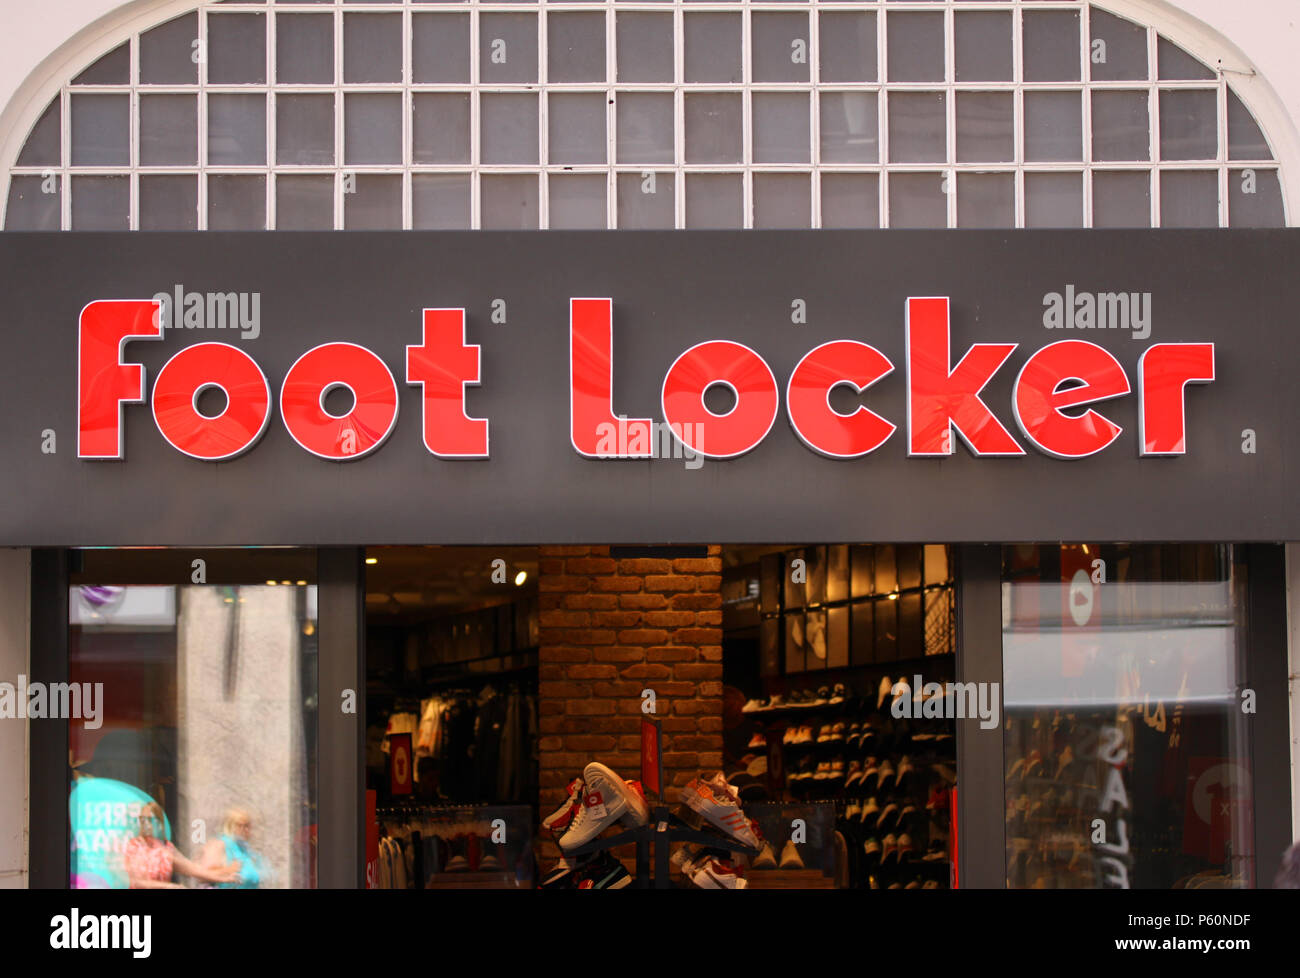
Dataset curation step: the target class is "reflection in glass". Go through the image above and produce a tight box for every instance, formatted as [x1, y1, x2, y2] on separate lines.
[1001, 545, 1252, 889]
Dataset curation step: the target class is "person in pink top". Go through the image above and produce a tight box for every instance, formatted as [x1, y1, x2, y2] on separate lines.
[123, 802, 240, 889]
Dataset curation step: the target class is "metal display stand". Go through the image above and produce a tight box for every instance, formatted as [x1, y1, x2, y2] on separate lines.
[567, 717, 758, 889]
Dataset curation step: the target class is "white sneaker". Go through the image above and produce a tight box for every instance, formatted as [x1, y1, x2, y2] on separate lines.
[683, 852, 748, 889]
[680, 773, 761, 849]
[558, 762, 650, 852]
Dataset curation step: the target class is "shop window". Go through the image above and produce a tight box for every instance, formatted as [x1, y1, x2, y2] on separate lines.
[1001, 544, 1253, 889]
[3, 2, 1285, 229]
[68, 549, 318, 889]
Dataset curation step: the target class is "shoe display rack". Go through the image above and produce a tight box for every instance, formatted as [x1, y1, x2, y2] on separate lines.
[733, 664, 957, 889]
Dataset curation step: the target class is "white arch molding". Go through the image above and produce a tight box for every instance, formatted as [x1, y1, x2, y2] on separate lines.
[0, 0, 1295, 228]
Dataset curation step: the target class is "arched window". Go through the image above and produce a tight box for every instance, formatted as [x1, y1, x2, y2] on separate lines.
[2, 0, 1288, 229]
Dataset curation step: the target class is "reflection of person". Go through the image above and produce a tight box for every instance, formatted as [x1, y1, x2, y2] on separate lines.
[123, 803, 239, 889]
[200, 808, 265, 889]
[1276, 841, 1300, 888]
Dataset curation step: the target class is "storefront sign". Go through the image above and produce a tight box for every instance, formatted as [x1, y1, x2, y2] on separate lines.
[2, 230, 1297, 544]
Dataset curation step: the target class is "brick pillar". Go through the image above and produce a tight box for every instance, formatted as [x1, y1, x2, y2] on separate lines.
[536, 545, 723, 864]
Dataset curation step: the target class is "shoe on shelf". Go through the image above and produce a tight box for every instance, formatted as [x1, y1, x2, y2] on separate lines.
[860, 797, 882, 824]
[686, 853, 748, 889]
[558, 762, 650, 852]
[679, 773, 761, 850]
[752, 841, 778, 869]
[845, 722, 862, 750]
[896, 833, 917, 861]
[844, 760, 864, 789]
[575, 851, 633, 890]
[813, 686, 831, 707]
[539, 856, 578, 889]
[829, 683, 847, 706]
[741, 698, 763, 714]
[877, 675, 894, 710]
[782, 725, 798, 746]
[875, 801, 901, 833]
[826, 758, 846, 788]
[862, 837, 882, 865]
[815, 724, 834, 744]
[778, 839, 805, 870]
[812, 761, 832, 781]
[542, 777, 585, 837]
[746, 731, 767, 750]
[880, 833, 899, 863]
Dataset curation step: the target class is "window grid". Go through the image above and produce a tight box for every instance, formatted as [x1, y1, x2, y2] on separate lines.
[5, 0, 1285, 231]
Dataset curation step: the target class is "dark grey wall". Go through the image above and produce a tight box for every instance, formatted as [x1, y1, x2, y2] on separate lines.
[0, 230, 1293, 546]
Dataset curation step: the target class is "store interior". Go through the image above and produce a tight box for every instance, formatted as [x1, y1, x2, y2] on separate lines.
[364, 543, 958, 890]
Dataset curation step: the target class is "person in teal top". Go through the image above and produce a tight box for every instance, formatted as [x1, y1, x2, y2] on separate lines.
[200, 808, 266, 889]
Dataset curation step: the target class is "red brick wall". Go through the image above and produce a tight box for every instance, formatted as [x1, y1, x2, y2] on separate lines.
[536, 545, 724, 863]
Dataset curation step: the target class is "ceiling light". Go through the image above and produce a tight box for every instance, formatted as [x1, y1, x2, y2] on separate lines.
[365, 557, 378, 565]
[514, 570, 527, 586]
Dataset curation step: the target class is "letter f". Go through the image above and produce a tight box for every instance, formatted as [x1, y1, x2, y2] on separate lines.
[78, 300, 165, 459]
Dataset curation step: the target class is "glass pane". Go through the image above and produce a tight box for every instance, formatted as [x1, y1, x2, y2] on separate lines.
[480, 93, 538, 165]
[344, 174, 402, 229]
[1089, 8, 1147, 82]
[1092, 91, 1150, 162]
[16, 97, 60, 167]
[753, 173, 810, 228]
[887, 91, 946, 164]
[5, 175, 61, 231]
[1092, 171, 1150, 228]
[752, 93, 810, 165]
[889, 172, 947, 228]
[140, 13, 199, 85]
[276, 174, 334, 230]
[1024, 91, 1083, 163]
[73, 43, 130, 86]
[752, 13, 810, 84]
[873, 597, 897, 662]
[343, 13, 402, 84]
[139, 175, 198, 231]
[413, 93, 471, 164]
[685, 173, 742, 228]
[549, 174, 607, 229]
[345, 93, 402, 165]
[1025, 172, 1082, 228]
[785, 611, 806, 673]
[549, 13, 606, 84]
[1022, 10, 1081, 82]
[1002, 545, 1251, 889]
[412, 14, 469, 84]
[208, 13, 267, 84]
[548, 93, 606, 165]
[1159, 90, 1217, 161]
[887, 12, 944, 83]
[818, 12, 876, 84]
[956, 92, 1012, 163]
[71, 176, 129, 231]
[616, 93, 674, 164]
[1229, 168, 1284, 228]
[480, 14, 538, 85]
[827, 605, 849, 670]
[1160, 170, 1218, 228]
[956, 172, 1013, 228]
[1227, 89, 1272, 161]
[71, 94, 129, 166]
[820, 173, 879, 228]
[140, 95, 198, 166]
[1157, 37, 1214, 80]
[616, 171, 674, 228]
[617, 13, 673, 83]
[923, 544, 949, 587]
[820, 92, 878, 164]
[68, 551, 318, 890]
[412, 173, 471, 229]
[954, 11, 1012, 82]
[277, 13, 334, 84]
[684, 14, 742, 84]
[208, 174, 267, 231]
[481, 174, 539, 229]
[684, 93, 742, 164]
[209, 94, 267, 166]
[850, 600, 873, 665]
[276, 94, 335, 165]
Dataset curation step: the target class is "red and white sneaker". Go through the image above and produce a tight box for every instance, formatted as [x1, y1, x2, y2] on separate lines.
[542, 777, 584, 838]
[679, 773, 761, 850]
[683, 852, 748, 890]
[558, 762, 650, 852]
